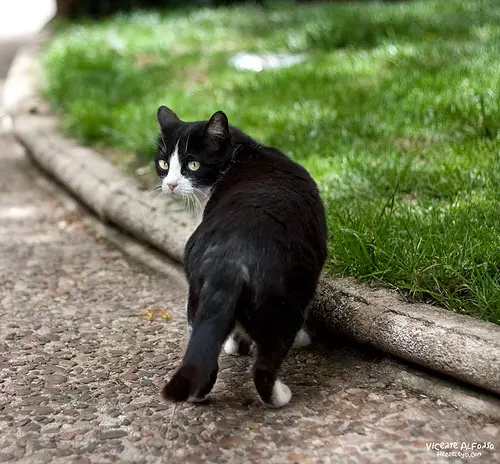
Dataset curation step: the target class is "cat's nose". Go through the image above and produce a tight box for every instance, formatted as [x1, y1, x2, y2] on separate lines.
[167, 182, 177, 192]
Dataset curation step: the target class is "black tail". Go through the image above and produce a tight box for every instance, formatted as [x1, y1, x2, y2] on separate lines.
[163, 273, 244, 402]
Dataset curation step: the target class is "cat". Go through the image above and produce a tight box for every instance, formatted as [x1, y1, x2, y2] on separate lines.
[155, 106, 327, 408]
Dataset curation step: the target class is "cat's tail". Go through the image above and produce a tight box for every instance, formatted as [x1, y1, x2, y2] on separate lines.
[162, 270, 246, 402]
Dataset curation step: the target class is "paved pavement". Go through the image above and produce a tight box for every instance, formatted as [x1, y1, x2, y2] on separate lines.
[0, 130, 499, 464]
[0, 0, 54, 80]
[0, 1, 54, 42]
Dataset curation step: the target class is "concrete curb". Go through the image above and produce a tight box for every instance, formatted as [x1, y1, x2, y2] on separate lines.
[4, 29, 500, 397]
[313, 278, 500, 396]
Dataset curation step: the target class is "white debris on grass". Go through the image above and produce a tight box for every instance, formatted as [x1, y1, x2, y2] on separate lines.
[229, 52, 306, 72]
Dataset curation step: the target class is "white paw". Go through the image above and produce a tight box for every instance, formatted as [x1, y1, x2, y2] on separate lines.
[223, 336, 240, 356]
[293, 328, 311, 349]
[266, 380, 292, 408]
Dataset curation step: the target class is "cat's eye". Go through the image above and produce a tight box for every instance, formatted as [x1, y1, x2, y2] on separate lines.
[188, 160, 200, 171]
[158, 160, 169, 170]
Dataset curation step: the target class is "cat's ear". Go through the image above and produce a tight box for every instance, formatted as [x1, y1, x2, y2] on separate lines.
[157, 106, 180, 129]
[206, 111, 229, 141]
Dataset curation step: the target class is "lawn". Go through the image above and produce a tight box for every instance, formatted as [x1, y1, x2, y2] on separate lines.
[43, 0, 500, 323]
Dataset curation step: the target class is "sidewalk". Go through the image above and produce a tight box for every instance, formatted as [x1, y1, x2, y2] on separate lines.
[0, 132, 499, 463]
[0, 1, 54, 42]
[0, 0, 54, 113]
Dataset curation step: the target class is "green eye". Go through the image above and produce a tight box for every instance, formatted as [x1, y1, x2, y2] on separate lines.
[188, 160, 200, 171]
[158, 160, 169, 170]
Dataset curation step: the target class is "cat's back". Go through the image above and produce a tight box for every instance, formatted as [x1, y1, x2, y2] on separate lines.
[197, 145, 327, 258]
[185, 143, 327, 303]
[210, 146, 321, 214]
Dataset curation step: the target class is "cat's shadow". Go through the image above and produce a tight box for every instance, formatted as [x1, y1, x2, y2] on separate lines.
[202, 331, 388, 411]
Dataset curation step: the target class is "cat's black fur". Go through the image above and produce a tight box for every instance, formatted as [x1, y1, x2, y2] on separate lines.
[156, 106, 327, 407]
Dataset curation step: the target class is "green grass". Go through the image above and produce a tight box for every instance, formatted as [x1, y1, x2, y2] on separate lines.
[43, 0, 500, 323]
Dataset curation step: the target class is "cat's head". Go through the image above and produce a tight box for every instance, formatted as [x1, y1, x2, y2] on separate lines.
[154, 106, 232, 198]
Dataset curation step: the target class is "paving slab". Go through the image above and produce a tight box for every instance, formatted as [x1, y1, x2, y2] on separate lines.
[0, 135, 499, 463]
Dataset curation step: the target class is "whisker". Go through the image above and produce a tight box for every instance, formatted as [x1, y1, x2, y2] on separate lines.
[192, 187, 208, 199]
[160, 136, 168, 152]
[151, 136, 161, 151]
[186, 194, 195, 214]
[181, 195, 188, 212]
[146, 184, 163, 197]
[149, 190, 165, 211]
[192, 192, 202, 211]
[187, 194, 196, 213]
[158, 140, 166, 156]
[180, 193, 189, 213]
[191, 195, 199, 215]
[154, 134, 169, 157]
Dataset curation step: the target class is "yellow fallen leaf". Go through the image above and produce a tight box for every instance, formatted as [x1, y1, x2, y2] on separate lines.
[140, 307, 171, 322]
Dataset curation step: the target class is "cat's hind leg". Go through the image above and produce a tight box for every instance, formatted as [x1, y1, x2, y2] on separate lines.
[252, 336, 294, 408]
[292, 303, 312, 349]
[250, 297, 306, 408]
[292, 328, 311, 349]
[223, 325, 252, 356]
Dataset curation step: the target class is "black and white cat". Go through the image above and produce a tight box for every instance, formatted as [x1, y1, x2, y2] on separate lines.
[155, 106, 327, 408]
